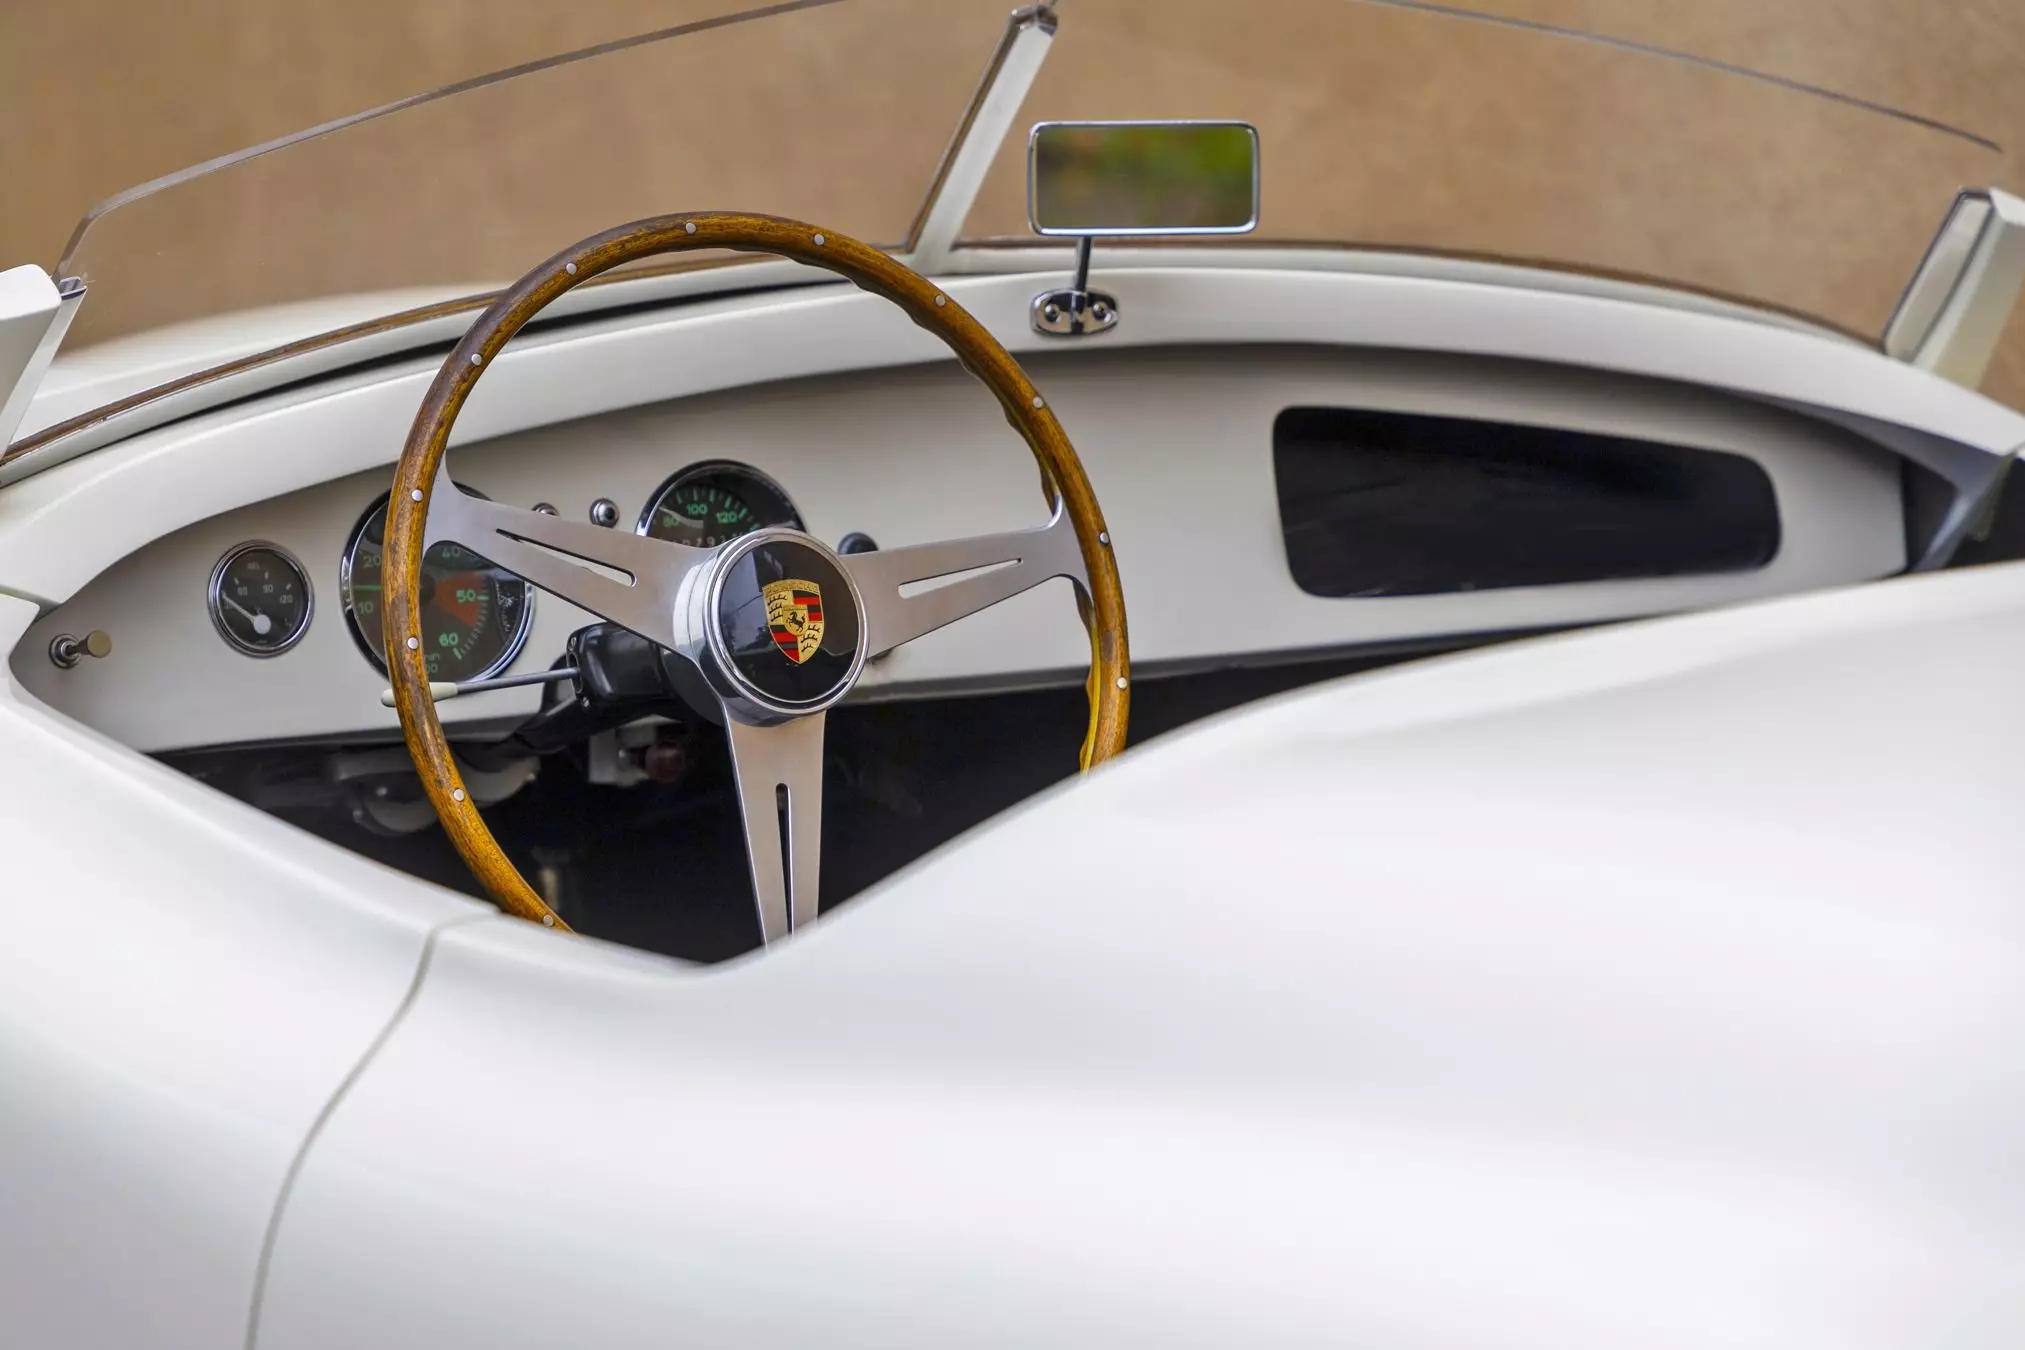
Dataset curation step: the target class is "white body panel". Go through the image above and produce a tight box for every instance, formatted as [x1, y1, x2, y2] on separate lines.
[0, 264, 64, 448]
[0, 593, 484, 1349]
[1889, 189, 2025, 387]
[252, 560, 2025, 1349]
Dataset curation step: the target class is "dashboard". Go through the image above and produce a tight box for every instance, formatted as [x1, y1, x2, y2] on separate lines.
[11, 346, 1906, 754]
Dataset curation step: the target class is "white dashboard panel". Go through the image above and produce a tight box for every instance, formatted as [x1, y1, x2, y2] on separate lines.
[11, 348, 1903, 753]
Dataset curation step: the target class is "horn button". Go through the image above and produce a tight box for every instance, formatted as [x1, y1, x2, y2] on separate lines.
[705, 532, 865, 716]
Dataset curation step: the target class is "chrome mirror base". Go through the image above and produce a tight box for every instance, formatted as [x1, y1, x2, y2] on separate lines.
[1031, 235, 1118, 338]
[1032, 287, 1118, 337]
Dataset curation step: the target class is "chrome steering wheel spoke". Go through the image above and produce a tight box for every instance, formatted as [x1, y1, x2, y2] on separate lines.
[699, 506, 1089, 944]
[425, 462, 710, 649]
[841, 502, 1089, 658]
[425, 478, 1093, 946]
[724, 713, 827, 943]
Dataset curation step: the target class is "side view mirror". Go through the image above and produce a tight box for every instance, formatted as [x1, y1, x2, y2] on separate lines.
[1026, 120, 1259, 338]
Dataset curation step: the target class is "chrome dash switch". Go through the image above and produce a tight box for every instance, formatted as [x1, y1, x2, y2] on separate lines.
[49, 629, 111, 669]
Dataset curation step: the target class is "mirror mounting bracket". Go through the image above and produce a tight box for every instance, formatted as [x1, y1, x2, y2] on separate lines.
[1031, 237, 1119, 338]
[1024, 118, 1259, 337]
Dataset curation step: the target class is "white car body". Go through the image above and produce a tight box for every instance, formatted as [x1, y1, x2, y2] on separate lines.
[4, 5, 2024, 1346]
[7, 557, 2024, 1348]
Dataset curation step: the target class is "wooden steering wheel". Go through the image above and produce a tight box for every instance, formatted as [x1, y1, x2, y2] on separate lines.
[386, 214, 1130, 942]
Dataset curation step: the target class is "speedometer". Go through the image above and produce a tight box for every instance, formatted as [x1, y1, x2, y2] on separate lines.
[339, 492, 534, 680]
[638, 461, 801, 549]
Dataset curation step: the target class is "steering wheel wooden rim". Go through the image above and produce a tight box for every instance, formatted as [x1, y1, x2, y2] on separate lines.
[386, 212, 1130, 930]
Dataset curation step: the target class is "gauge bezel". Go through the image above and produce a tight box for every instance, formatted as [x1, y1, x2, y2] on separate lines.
[635, 460, 804, 544]
[208, 541, 314, 658]
[339, 488, 536, 679]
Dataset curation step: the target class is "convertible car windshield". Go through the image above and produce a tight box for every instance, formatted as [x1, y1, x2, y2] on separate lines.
[20, 0, 2018, 430]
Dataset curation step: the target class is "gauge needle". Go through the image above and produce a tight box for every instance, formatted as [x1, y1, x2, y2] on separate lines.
[222, 593, 274, 636]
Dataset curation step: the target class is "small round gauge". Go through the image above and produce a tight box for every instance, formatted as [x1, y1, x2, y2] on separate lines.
[638, 461, 802, 549]
[209, 543, 313, 657]
[339, 492, 535, 680]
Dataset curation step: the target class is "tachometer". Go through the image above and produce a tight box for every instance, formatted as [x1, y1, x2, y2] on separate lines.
[339, 492, 534, 680]
[638, 462, 801, 549]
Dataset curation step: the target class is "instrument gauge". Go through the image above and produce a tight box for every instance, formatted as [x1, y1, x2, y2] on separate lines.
[210, 543, 313, 656]
[339, 491, 535, 680]
[638, 462, 802, 549]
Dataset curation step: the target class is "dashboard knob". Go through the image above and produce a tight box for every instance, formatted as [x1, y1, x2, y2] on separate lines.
[49, 629, 111, 669]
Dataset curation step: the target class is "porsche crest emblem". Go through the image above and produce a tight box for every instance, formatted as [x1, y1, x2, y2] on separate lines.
[763, 578, 825, 665]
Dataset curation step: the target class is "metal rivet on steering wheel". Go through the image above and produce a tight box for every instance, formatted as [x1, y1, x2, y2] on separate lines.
[386, 213, 1130, 941]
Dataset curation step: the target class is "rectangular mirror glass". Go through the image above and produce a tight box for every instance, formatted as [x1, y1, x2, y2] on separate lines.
[1027, 120, 1260, 236]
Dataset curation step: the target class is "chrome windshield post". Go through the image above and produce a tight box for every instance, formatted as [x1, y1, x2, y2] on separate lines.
[903, 4, 1059, 271]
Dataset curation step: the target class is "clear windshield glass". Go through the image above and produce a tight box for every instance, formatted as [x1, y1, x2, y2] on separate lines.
[961, 0, 2007, 340]
[55, 0, 1013, 349]
[42, 0, 2018, 363]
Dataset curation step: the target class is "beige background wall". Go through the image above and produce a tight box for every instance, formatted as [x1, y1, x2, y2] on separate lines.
[5, 0, 2025, 404]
